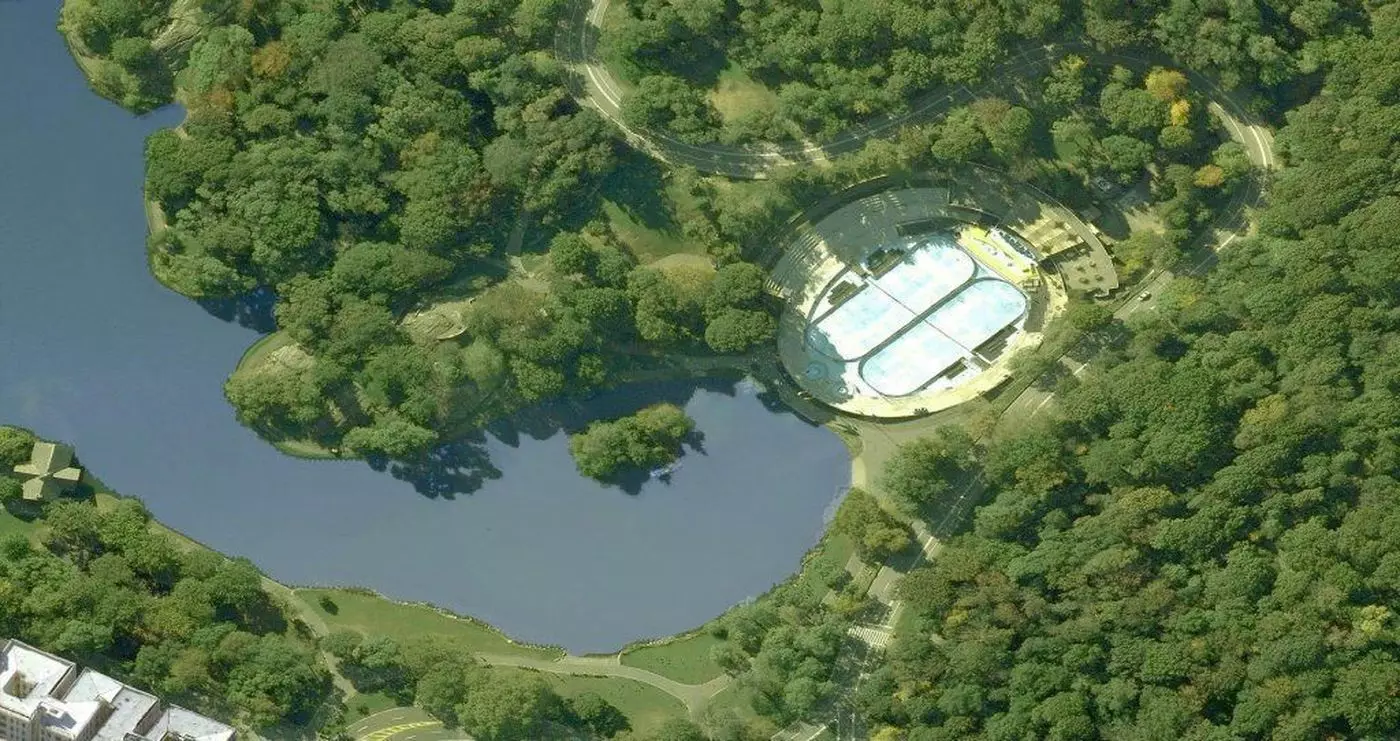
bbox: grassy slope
[620,633,725,684]
[546,673,685,739]
[295,587,564,659]
[0,507,38,541]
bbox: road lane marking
[358,721,438,741]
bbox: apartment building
[0,639,235,741]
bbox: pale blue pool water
[807,239,974,361]
[928,279,1028,349]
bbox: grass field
[587,155,712,265]
[0,507,37,541]
[232,330,295,376]
[710,63,780,127]
[621,632,725,684]
[295,587,563,660]
[342,691,400,724]
[543,673,686,739]
[798,532,856,601]
[600,200,694,263]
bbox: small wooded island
[568,403,695,481]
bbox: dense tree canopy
[569,402,695,480]
[603,0,1342,145]
[862,7,1400,738]
[0,494,336,735]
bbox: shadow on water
[368,433,504,501]
[196,287,278,333]
[376,375,812,499]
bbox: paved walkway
[477,653,730,713]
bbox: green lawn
[342,691,399,724]
[295,587,563,659]
[704,681,767,728]
[232,330,295,376]
[621,633,724,684]
[0,507,37,541]
[601,200,695,263]
[797,532,856,601]
[710,63,780,126]
[544,674,686,739]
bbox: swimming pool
[806,239,975,360]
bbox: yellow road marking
[358,720,438,741]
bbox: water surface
[0,1,851,652]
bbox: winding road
[556,0,1275,179]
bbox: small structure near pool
[12,441,83,501]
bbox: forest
[859,4,1400,739]
[603,0,1326,144]
[0,427,342,736]
[61,0,779,461]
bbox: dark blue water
[0,1,850,652]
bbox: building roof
[0,640,233,741]
[12,441,82,501]
[137,705,236,741]
[70,670,160,741]
[0,639,77,719]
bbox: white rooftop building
[0,640,235,741]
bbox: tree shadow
[197,286,278,333]
[368,433,504,500]
[598,152,679,233]
[379,378,750,499]
[920,476,992,540]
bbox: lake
[0,1,852,652]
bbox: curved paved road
[478,653,730,713]
[557,0,1275,178]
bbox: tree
[932,108,987,163]
[224,635,331,729]
[568,692,630,737]
[224,366,324,435]
[648,717,706,741]
[622,75,721,145]
[1100,85,1166,134]
[0,427,36,469]
[704,309,776,353]
[569,403,695,480]
[704,262,767,319]
[416,663,474,728]
[0,477,21,506]
[879,429,977,512]
[831,487,911,562]
[1333,656,1400,736]
[342,419,439,459]
[1112,232,1181,276]
[549,233,598,277]
[457,672,560,740]
[1097,135,1155,182]
[1143,68,1188,102]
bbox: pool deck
[772,184,1070,419]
